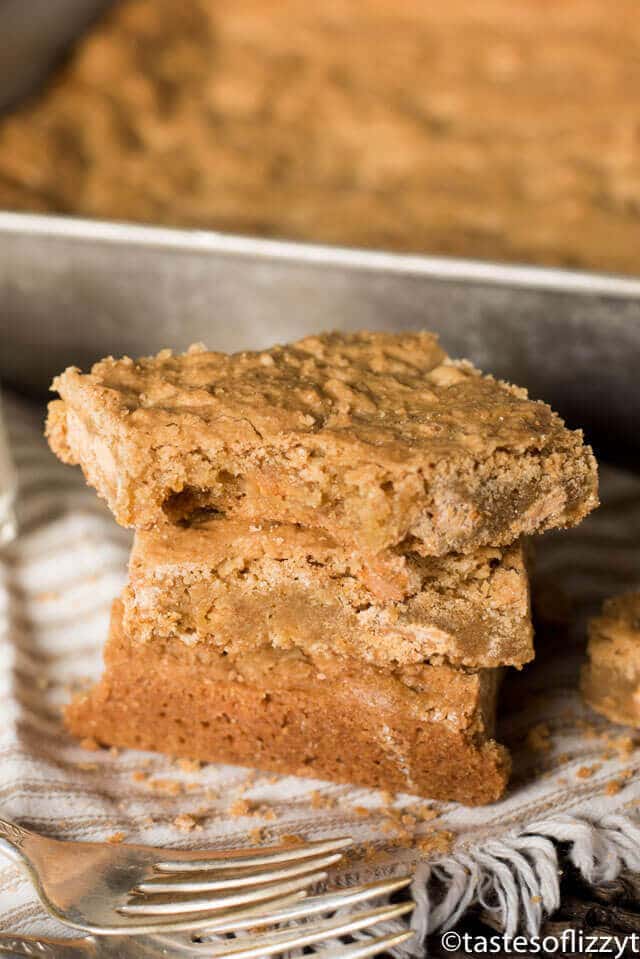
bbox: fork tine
[135,852,343,894]
[154,837,352,873]
[88,891,309,936]
[118,870,327,917]
[190,901,415,959]
[191,876,413,937]
[314,930,415,958]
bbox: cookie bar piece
[124,518,533,669]
[66,599,510,805]
[47,331,598,555]
[581,591,640,727]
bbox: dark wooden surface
[427,867,640,957]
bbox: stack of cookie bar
[46,332,598,805]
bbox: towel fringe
[404,812,640,955]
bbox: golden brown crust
[47,331,598,554]
[65,600,510,804]
[125,518,533,668]
[581,591,640,727]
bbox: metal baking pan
[0,212,639,463]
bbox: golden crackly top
[54,330,577,465]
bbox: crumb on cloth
[173,813,202,833]
[147,777,183,796]
[576,764,601,779]
[176,758,202,774]
[415,830,454,855]
[106,831,126,844]
[229,798,253,817]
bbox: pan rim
[1,211,640,301]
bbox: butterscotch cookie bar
[66,600,510,804]
[47,331,598,555]
[581,591,640,727]
[124,518,533,669]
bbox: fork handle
[0,933,92,957]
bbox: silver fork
[0,819,350,935]
[0,878,414,957]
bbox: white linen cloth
[1,393,640,951]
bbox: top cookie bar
[46,331,598,554]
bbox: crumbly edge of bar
[65,602,510,804]
[159,439,598,556]
[581,661,640,728]
[590,591,640,641]
[49,386,535,670]
[125,534,533,668]
[581,591,640,725]
[119,598,497,733]
[47,372,598,554]
[587,591,640,678]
